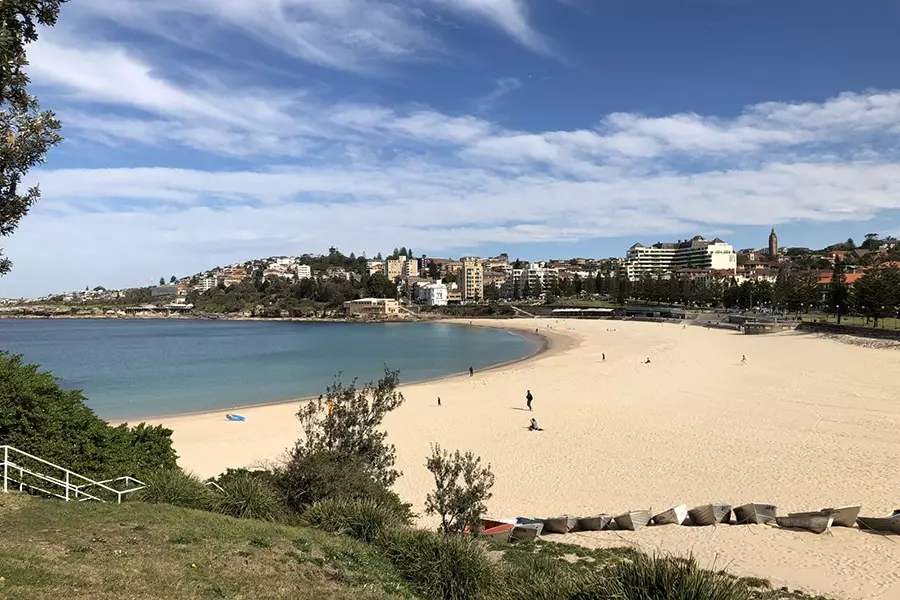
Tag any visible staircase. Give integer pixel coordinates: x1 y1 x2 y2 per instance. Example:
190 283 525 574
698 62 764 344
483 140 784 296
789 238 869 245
1 445 145 504
510 305 537 318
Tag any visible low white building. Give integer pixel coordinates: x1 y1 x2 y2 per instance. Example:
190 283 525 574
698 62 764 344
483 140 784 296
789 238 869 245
419 281 448 306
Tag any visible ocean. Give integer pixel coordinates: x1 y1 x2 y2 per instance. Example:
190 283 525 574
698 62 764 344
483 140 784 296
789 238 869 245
0 319 538 421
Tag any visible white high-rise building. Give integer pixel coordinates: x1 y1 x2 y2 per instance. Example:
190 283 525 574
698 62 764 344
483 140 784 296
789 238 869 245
501 263 559 298
297 265 312 280
459 258 483 300
623 236 736 281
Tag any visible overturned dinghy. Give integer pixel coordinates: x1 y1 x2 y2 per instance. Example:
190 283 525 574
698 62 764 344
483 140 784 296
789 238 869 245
614 510 651 531
733 503 777 525
775 514 833 534
857 512 900 535
480 523 514 542
789 505 861 528
688 504 732 526
537 516 577 534
575 514 612 531
652 504 689 526
511 521 544 541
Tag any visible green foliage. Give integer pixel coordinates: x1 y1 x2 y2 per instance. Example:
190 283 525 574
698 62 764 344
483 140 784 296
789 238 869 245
302 498 410 543
135 469 213 510
0 352 178 481
0 0 67 274
828 258 850 322
493 554 582 600
294 368 405 488
378 528 494 600
774 269 820 312
576 553 754 600
852 266 900 324
425 444 495 535
209 470 285 521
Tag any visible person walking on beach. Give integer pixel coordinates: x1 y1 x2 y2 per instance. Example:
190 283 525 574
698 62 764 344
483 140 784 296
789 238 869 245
741 355 747 365
526 389 533 411
602 353 606 362
469 366 474 377
437 396 442 407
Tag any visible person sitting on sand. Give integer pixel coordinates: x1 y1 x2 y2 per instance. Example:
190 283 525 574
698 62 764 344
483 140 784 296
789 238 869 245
528 418 542 431
644 357 651 364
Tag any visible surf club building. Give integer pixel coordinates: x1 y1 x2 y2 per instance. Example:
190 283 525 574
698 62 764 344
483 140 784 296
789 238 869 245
343 298 401 317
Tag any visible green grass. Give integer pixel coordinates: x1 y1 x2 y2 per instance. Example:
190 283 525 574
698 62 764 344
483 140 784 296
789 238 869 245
0 493 413 600
802 314 900 330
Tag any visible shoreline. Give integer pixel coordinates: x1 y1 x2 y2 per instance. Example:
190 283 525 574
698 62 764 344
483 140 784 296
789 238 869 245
112 320 565 425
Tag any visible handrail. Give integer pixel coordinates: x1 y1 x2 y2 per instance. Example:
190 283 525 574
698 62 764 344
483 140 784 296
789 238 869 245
1 445 145 504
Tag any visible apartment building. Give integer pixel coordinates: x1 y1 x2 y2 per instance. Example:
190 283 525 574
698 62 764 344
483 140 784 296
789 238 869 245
297 264 313 279
623 236 736 281
385 255 419 280
198 276 222 292
459 258 484 300
501 263 559 298
343 298 401 317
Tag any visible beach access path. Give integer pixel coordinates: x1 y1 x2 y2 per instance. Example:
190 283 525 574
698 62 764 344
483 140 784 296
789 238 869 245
153 318 900 600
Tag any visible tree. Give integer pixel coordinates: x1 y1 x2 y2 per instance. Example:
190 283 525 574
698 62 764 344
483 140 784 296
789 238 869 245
861 233 882 251
828 258 850 323
159 277 165 286
169 275 176 283
853 266 900 327
424 444 495 535
0 0 66 274
483 282 500 302
522 277 531 299
426 260 441 279
292 368 404 489
0 352 177 480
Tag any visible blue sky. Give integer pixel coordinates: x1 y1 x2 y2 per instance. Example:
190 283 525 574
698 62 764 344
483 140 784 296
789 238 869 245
3 0 900 296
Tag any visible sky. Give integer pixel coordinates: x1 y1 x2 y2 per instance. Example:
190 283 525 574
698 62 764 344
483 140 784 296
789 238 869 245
3 0 900 297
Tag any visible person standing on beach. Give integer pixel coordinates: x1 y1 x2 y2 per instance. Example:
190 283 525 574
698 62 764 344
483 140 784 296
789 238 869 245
526 389 533 411
437 396 442 407
602 353 606 362
469 366 474 377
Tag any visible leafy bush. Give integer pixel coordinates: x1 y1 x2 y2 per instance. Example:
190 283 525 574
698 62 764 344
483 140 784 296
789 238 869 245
576 553 753 600
0 352 178 480
135 469 213 510
302 497 410 543
378 528 494 600
293 368 405 488
425 444 495 535
210 470 284 521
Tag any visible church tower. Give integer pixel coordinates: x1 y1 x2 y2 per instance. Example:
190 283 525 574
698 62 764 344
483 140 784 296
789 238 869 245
768 227 779 260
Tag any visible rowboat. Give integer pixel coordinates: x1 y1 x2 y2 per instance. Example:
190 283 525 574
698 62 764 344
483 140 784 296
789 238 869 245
575 514 612 531
856 512 900 534
733 503 777 525
788 505 860 528
688 504 732 526
613 510 651 531
511 522 543 541
775 514 833 534
480 523 514 542
537 516 577 534
652 504 688 526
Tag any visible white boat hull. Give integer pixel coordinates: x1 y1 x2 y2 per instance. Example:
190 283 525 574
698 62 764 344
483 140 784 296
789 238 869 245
652 504 689 526
614 510 651 531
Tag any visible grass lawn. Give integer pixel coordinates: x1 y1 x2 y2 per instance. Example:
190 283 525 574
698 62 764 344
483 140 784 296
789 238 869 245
0 493 412 600
802 314 900 330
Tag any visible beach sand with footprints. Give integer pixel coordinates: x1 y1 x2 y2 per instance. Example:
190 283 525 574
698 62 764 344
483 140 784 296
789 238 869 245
157 318 900 600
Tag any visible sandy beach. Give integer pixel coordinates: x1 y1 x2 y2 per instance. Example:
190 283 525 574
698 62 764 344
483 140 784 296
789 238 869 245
152 318 900 600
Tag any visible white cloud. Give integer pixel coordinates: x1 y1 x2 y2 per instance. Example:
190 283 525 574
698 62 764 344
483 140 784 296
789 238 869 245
426 0 553 54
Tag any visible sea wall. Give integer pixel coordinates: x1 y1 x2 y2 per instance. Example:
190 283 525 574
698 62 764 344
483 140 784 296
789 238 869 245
797 321 900 341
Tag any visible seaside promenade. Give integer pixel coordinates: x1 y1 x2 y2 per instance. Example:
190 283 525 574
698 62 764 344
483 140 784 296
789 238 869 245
157 318 900 600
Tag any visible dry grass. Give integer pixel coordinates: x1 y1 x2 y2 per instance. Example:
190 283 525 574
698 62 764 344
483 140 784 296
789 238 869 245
0 493 412 600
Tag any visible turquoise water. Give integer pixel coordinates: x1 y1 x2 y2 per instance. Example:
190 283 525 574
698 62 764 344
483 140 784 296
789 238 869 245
0 319 538 421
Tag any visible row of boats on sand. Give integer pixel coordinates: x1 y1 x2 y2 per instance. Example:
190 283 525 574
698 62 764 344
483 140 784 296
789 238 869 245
476 503 900 542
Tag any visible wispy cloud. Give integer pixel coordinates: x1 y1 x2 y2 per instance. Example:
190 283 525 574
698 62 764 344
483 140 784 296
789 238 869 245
475 77 522 113
426 0 556 55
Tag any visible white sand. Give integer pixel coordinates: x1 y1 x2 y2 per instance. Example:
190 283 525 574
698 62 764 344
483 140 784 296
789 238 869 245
150 318 900 600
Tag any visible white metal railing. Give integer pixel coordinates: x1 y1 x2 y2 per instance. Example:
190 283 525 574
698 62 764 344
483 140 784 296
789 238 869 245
1 445 145 504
